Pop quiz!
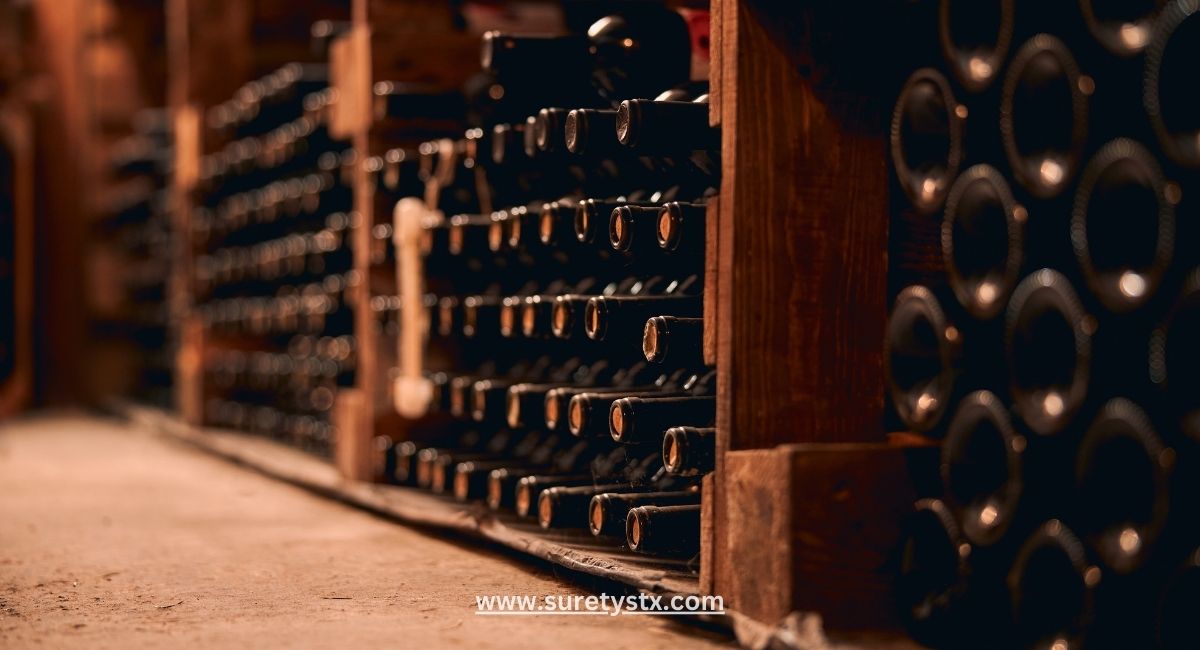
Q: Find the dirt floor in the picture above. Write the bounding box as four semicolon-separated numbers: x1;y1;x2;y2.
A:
0;412;733;649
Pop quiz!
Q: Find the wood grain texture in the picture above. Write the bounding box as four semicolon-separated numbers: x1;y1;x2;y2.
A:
717;0;888;449
721;448;793;623
720;444;926;630
0;107;34;417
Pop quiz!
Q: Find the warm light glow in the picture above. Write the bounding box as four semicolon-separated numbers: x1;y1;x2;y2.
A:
539;214;554;243
1119;527;1141;554
1051;639;1069;650
516;485;531;516
968;56;993;82
610;402;625;436
1042;392;1065;418
586;303;601;337
487;479;501;509
643;321;659;359
538;494;553;527
507;393;521;428
1119;271;1147;299
979;503;999;527
545;395;561;428
975;281;998;307
915;392;939;417
665;435;680;469
569;399;585;433
920;177;940;201
489;222;503;250
590;501;605;534
552;304;569;335
522;305;537;335
1039;158;1065;187
1118;23;1148;50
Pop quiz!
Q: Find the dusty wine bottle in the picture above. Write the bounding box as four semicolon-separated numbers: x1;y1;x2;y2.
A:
615;99;718;154
941;165;1024;321
514;474;596;518
1149;269;1200;441
585;294;703;341
538;483;631;529
1005;269;1092;436
1070;138;1175;314
626;504;701;556
1144;0;1200;167
890;68;964;214
1073;398;1173;575
565;108;621;156
937;0;1013;92
568;389;675;438
1007;520;1100;650
609;396;716;444
895;498;972;648
656;201;705;255
940;390;1026;547
588;490;699;537
609;205;664;254
662;426;714;476
643;316;704;366
1000;34;1090;199
883;286;963;434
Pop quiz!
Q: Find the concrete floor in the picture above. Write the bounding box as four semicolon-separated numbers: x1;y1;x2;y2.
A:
0;412;732;649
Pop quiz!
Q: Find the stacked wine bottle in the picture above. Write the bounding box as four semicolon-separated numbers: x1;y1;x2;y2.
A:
887;2;1200;648
99;109;176;408
382;6;717;560
194;60;355;458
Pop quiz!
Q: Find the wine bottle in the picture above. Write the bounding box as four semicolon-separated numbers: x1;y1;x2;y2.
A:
937;0;1013;92
1000;35;1090;199
656;201;705;255
626;504;700;556
538;482;632;529
576;198;658;246
890;68;963;214
588;489;699;538
609;395;715;445
616;98;718;154
941;165;1023;321
1007;520;1100;650
1070;139;1175;314
585;294;703;341
941;390;1027;547
1073;398;1173;575
1149;269;1200;441
565;108;620;156
884;285;963;434
643;316;704;366
514;474;596;518
1157;548;1200;649
1005;269;1092;436
1080;0;1161;57
895;498;973;648
1144;1;1200;167
608;205;663;254
662;426;714;476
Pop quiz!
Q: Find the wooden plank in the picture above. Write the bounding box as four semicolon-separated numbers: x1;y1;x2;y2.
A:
717;0;888;450
720;444;924;630
0;107;35;417
703;198;719;367
722;448;794;623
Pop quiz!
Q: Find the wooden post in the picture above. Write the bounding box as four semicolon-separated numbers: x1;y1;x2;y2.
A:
708;0;898;632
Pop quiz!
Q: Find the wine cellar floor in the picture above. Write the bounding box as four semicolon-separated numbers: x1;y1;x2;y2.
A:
0;412;733;649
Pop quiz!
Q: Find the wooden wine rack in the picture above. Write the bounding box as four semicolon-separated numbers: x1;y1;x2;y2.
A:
158;0;932;647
